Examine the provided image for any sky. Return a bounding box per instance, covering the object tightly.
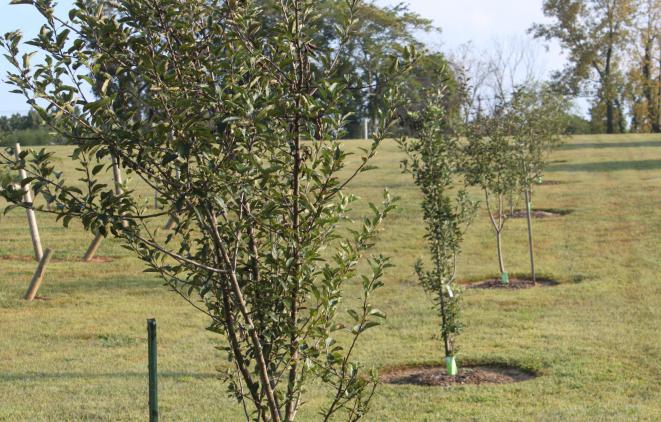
[0,0,568,116]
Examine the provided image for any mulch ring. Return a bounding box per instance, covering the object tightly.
[0,255,114,263]
[508,208,573,219]
[381,364,536,387]
[466,277,559,290]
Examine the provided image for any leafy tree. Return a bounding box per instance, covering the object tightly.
[399,87,476,374]
[563,112,594,134]
[530,0,636,134]
[259,0,438,138]
[509,85,568,284]
[0,1,414,420]
[398,52,460,135]
[625,0,660,133]
[0,164,13,187]
[463,102,519,284]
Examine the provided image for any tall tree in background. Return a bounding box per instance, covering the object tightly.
[626,0,660,133]
[259,0,441,137]
[530,0,636,134]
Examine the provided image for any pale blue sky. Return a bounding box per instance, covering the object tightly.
[0,0,565,116]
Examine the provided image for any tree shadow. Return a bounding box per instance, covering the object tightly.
[547,159,661,172]
[0,371,218,382]
[560,141,661,150]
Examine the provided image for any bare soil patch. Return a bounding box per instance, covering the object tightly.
[508,208,573,219]
[466,277,559,289]
[381,364,536,387]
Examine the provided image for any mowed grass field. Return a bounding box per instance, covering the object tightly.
[1,134,660,421]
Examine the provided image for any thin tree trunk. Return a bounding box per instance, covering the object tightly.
[496,229,505,275]
[524,187,536,284]
[437,284,451,357]
[606,98,615,134]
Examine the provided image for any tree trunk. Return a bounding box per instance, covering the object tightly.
[495,229,506,275]
[524,187,536,284]
[438,289,451,357]
[606,98,615,134]
[654,48,661,133]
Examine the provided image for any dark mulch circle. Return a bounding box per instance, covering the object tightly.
[381,365,536,387]
[508,208,573,219]
[466,277,559,289]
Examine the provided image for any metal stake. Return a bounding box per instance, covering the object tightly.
[147,319,158,422]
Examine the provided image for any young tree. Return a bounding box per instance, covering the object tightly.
[509,85,568,284]
[530,0,636,134]
[0,1,414,420]
[399,87,476,375]
[463,102,519,284]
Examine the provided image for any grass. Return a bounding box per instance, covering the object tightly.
[1,134,660,421]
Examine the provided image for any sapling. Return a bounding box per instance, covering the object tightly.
[509,85,567,284]
[463,102,520,284]
[0,1,414,420]
[399,87,476,375]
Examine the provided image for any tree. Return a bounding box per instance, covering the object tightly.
[1,1,414,420]
[399,87,476,375]
[463,102,519,284]
[530,0,636,134]
[398,52,460,134]
[509,85,568,284]
[255,0,439,138]
[625,0,660,133]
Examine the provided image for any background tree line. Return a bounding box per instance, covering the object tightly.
[2,0,657,146]
[0,109,65,146]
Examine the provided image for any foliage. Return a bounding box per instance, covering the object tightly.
[399,87,476,361]
[398,52,460,136]
[0,127,66,147]
[0,110,43,132]
[563,112,594,135]
[0,110,66,147]
[624,0,660,133]
[463,101,519,278]
[509,84,569,187]
[259,0,442,138]
[0,166,14,188]
[0,0,415,421]
[530,0,637,134]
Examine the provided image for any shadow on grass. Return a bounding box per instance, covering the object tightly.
[0,371,217,382]
[548,159,661,172]
[560,141,661,150]
[45,275,162,296]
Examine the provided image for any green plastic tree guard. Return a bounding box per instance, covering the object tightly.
[500,272,509,284]
[445,356,458,376]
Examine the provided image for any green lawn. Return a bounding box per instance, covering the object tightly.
[1,134,660,421]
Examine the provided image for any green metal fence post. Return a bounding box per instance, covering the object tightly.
[147,319,158,422]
